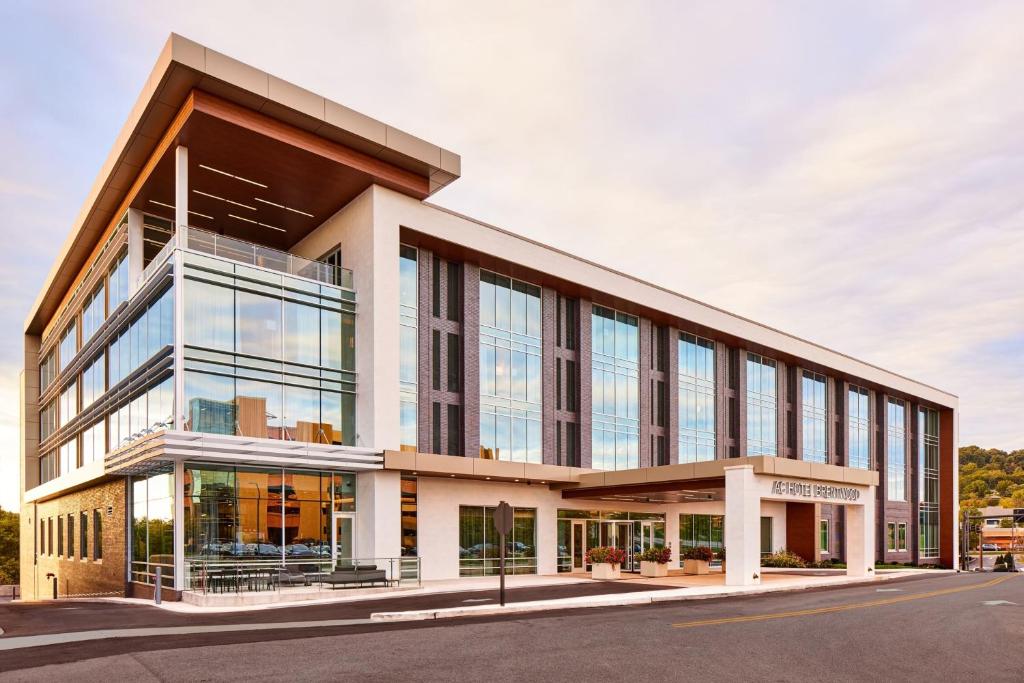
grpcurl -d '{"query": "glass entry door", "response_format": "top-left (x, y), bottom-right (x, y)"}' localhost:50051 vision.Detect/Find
top-left (333, 513), bottom-right (355, 566)
top-left (570, 521), bottom-right (586, 572)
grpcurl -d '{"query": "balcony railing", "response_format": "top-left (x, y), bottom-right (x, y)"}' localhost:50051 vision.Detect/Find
top-left (186, 226), bottom-right (353, 289)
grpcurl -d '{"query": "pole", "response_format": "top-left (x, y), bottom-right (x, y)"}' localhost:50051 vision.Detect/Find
top-left (499, 531), bottom-right (506, 607)
top-left (155, 567), bottom-right (162, 605)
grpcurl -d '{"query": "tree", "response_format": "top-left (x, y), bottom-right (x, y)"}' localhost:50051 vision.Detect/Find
top-left (0, 507), bottom-right (18, 585)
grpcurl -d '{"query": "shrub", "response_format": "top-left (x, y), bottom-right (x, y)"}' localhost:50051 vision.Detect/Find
top-left (761, 550), bottom-right (807, 568)
top-left (682, 546), bottom-right (715, 562)
top-left (586, 546), bottom-right (627, 565)
top-left (638, 545), bottom-right (672, 564)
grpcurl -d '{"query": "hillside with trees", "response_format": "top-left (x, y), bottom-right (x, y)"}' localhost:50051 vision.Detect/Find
top-left (959, 445), bottom-right (1024, 512)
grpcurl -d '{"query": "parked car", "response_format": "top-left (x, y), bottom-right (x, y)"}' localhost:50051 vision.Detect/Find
top-left (981, 543), bottom-right (1001, 551)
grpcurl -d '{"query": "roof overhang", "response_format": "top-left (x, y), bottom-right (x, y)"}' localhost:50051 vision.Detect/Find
top-left (26, 33), bottom-right (460, 336)
top-left (383, 450), bottom-right (595, 485)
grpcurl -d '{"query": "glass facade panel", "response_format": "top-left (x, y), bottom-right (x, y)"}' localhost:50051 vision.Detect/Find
top-left (679, 514), bottom-right (724, 551)
top-left (59, 379), bottom-right (78, 428)
top-left (459, 505), bottom-right (537, 576)
top-left (848, 385), bottom-right (870, 469)
top-left (746, 353), bottom-right (777, 456)
top-left (678, 333), bottom-right (715, 462)
top-left (479, 272), bottom-right (542, 463)
top-left (59, 321), bottom-right (77, 373)
top-left (81, 353), bottom-right (105, 410)
top-left (108, 250), bottom-right (129, 312)
top-left (918, 407), bottom-right (940, 558)
top-left (801, 371), bottom-right (827, 463)
top-left (591, 306), bottom-right (639, 470)
top-left (82, 282), bottom-right (106, 344)
top-left (887, 398), bottom-right (907, 501)
top-left (401, 476), bottom-right (417, 557)
top-left (399, 245), bottom-right (417, 451)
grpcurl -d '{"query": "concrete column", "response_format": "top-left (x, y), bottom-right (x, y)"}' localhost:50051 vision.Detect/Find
top-left (355, 470), bottom-right (402, 561)
top-left (173, 460), bottom-right (185, 590)
top-left (172, 250), bottom-right (186, 429)
top-left (724, 465), bottom-right (760, 586)
top-left (174, 145), bottom-right (189, 244)
top-left (666, 509), bottom-right (680, 569)
top-left (127, 208), bottom-right (144, 296)
top-left (845, 492), bottom-right (876, 577)
top-left (536, 498), bottom-right (558, 575)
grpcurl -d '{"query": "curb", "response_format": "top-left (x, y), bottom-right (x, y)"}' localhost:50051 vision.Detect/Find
top-left (369, 571), bottom-right (938, 622)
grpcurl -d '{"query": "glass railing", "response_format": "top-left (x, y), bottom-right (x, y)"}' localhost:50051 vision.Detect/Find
top-left (186, 227), bottom-right (354, 290)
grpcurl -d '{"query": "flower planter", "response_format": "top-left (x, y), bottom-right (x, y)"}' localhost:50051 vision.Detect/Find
top-left (683, 559), bottom-right (710, 575)
top-left (591, 562), bottom-right (621, 580)
top-left (640, 561), bottom-right (668, 578)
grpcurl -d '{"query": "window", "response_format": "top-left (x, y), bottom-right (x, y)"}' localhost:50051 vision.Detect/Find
top-left (459, 505), bottom-right (536, 576)
top-left (67, 514), bottom-right (75, 559)
top-left (887, 522), bottom-right (897, 552)
top-left (898, 522), bottom-right (908, 552)
top-left (918, 407), bottom-right (940, 558)
top-left (40, 400), bottom-right (57, 442)
top-left (48, 517), bottom-right (53, 556)
top-left (59, 321), bottom-right (78, 373)
top-left (819, 519), bottom-right (829, 554)
top-left (401, 476), bottom-right (417, 557)
top-left (447, 333), bottom-right (460, 392)
top-left (760, 516), bottom-right (773, 556)
top-left (848, 385), bottom-right (870, 469)
top-left (566, 422), bottom-right (579, 467)
top-left (40, 350), bottom-right (56, 392)
top-left (81, 419), bottom-right (106, 465)
top-left (447, 404), bottom-right (462, 456)
top-left (886, 398), bottom-right (907, 501)
top-left (679, 514), bottom-right (724, 551)
top-left (480, 272), bottom-right (542, 463)
top-left (399, 245), bottom-right (418, 451)
top-left (81, 353), bottom-right (105, 410)
top-left (59, 437), bottom-right (78, 475)
top-left (746, 353), bottom-right (777, 456)
top-left (679, 333), bottom-right (716, 462)
top-left (93, 509), bottom-right (103, 560)
top-left (566, 360), bottom-right (577, 411)
top-left (39, 452), bottom-right (56, 483)
top-left (801, 371), bottom-right (827, 463)
top-left (80, 511), bottom-right (88, 560)
top-left (58, 516), bottom-right (64, 557)
top-left (59, 380), bottom-right (78, 428)
top-left (82, 282), bottom-right (106, 343)
top-left (590, 305), bottom-right (639, 470)
top-left (108, 251), bottom-right (130, 312)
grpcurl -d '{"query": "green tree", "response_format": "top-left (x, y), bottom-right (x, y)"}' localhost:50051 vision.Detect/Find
top-left (0, 507), bottom-right (19, 585)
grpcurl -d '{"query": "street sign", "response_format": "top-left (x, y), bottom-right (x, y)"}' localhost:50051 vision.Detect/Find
top-left (493, 502), bottom-right (514, 536)
top-left (494, 501), bottom-right (513, 606)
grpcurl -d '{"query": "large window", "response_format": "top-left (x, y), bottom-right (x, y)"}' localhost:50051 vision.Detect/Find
top-left (81, 354), bottom-right (105, 410)
top-left (886, 398), bottom-right (907, 501)
top-left (459, 505), bottom-right (536, 576)
top-left (108, 250), bottom-right (130, 312)
top-left (40, 400), bottom-right (56, 442)
top-left (58, 437), bottom-right (77, 476)
top-left (183, 465), bottom-right (354, 561)
top-left (848, 385), bottom-right (870, 469)
top-left (918, 407), bottom-right (940, 558)
top-left (819, 519), bottom-right (829, 554)
top-left (479, 272), bottom-right (542, 463)
top-left (59, 380), bottom-right (78, 428)
top-left (82, 282), bottom-right (106, 344)
top-left (59, 321), bottom-right (77, 373)
top-left (399, 245), bottom-right (417, 451)
top-left (109, 286), bottom-right (173, 388)
top-left (132, 472), bottom-right (175, 585)
top-left (746, 353), bottom-right (777, 456)
top-left (109, 376), bottom-right (173, 451)
top-left (801, 371), bottom-right (827, 463)
top-left (591, 306), bottom-right (639, 470)
top-left (40, 350), bottom-right (56, 393)
top-left (81, 419), bottom-right (106, 465)
top-left (679, 513), bottom-right (724, 551)
top-left (678, 333), bottom-right (716, 463)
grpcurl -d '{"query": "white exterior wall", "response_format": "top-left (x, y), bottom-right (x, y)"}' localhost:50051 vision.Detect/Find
top-left (355, 469), bottom-right (402, 561)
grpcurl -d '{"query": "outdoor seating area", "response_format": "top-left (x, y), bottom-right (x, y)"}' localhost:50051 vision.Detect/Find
top-left (183, 557), bottom-right (417, 598)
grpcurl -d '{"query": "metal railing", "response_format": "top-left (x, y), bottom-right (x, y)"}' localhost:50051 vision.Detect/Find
top-left (184, 557), bottom-right (420, 595)
top-left (186, 227), bottom-right (354, 289)
top-left (131, 560), bottom-right (175, 588)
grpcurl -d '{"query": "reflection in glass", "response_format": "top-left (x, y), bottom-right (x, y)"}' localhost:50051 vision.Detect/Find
top-left (801, 371), bottom-right (827, 463)
top-left (746, 353), bottom-right (777, 456)
top-left (848, 386), bottom-right (870, 469)
top-left (591, 306), bottom-right (639, 470)
top-left (887, 398), bottom-right (907, 501)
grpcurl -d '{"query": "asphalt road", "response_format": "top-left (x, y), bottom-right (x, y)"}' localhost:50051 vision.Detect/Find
top-left (1, 572), bottom-right (1020, 681)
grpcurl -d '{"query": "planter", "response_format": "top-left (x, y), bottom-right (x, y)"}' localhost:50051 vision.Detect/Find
top-left (592, 562), bottom-right (621, 580)
top-left (640, 561), bottom-right (668, 578)
top-left (683, 559), bottom-right (710, 575)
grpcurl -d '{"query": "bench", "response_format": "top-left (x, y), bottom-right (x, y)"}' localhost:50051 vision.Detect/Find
top-left (323, 564), bottom-right (392, 588)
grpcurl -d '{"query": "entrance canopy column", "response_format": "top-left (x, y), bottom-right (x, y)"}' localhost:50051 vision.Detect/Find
top-left (845, 491), bottom-right (875, 577)
top-left (724, 465), bottom-right (761, 586)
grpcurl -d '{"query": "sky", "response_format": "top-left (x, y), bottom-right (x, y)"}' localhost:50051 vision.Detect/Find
top-left (0, 1), bottom-right (1022, 510)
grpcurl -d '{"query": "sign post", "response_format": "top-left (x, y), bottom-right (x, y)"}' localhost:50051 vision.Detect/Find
top-left (493, 501), bottom-right (513, 606)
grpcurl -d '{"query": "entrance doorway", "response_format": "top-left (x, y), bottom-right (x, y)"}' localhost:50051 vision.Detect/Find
top-left (570, 521), bottom-right (586, 572)
top-left (333, 513), bottom-right (355, 566)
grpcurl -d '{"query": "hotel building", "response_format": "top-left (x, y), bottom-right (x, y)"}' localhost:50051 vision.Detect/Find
top-left (18, 35), bottom-right (959, 601)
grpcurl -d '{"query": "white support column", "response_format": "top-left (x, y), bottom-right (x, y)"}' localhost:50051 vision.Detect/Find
top-left (355, 470), bottom-right (402, 561)
top-left (666, 508), bottom-right (681, 569)
top-left (172, 250), bottom-right (186, 430)
top-left (173, 460), bottom-right (185, 590)
top-left (845, 490), bottom-right (876, 577)
top-left (127, 208), bottom-right (144, 296)
top-left (724, 465), bottom-right (761, 586)
top-left (174, 145), bottom-right (189, 245)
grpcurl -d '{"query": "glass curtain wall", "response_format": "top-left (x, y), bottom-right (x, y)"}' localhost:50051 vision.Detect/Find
top-left (887, 398), bottom-right (907, 501)
top-left (848, 385), bottom-right (870, 469)
top-left (801, 371), bottom-right (827, 463)
top-left (918, 407), bottom-right (940, 558)
top-left (479, 271), bottom-right (542, 463)
top-left (678, 333), bottom-right (715, 463)
top-left (679, 514), bottom-right (724, 552)
top-left (181, 254), bottom-right (355, 446)
top-left (183, 465), bottom-right (355, 561)
top-left (459, 505), bottom-right (536, 576)
top-left (131, 471), bottom-right (175, 583)
top-left (591, 306), bottom-right (639, 470)
top-left (58, 321), bottom-right (77, 373)
top-left (746, 353), bottom-right (777, 456)
top-left (399, 246), bottom-right (417, 451)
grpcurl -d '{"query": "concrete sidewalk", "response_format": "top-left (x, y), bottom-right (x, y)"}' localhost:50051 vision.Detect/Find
top-left (369, 569), bottom-right (952, 621)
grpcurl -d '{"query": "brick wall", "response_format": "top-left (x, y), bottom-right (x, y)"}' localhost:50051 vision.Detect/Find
top-left (21, 478), bottom-right (127, 599)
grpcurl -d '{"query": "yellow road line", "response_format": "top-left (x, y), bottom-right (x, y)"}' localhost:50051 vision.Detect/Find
top-left (671, 574), bottom-right (1018, 629)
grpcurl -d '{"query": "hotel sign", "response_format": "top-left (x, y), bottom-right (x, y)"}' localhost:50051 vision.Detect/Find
top-left (770, 480), bottom-right (861, 502)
